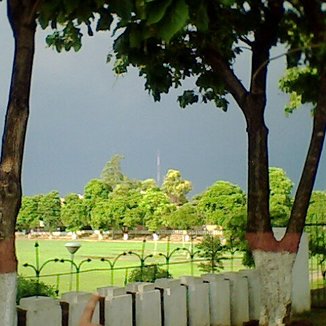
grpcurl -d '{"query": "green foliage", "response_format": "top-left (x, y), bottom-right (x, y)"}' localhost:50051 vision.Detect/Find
top-left (38, 191), bottom-right (62, 232)
top-left (39, 0), bottom-right (114, 51)
top-left (16, 277), bottom-right (57, 304)
top-left (105, 182), bottom-right (144, 232)
top-left (279, 67), bottom-right (319, 114)
top-left (269, 167), bottom-right (293, 227)
top-left (306, 191), bottom-right (326, 224)
top-left (139, 187), bottom-right (176, 231)
top-left (90, 199), bottom-right (113, 230)
top-left (163, 202), bottom-right (203, 230)
top-left (153, 0), bottom-right (189, 43)
top-left (100, 154), bottom-right (126, 190)
top-left (196, 234), bottom-right (225, 273)
top-left (162, 169), bottom-right (192, 205)
top-left (107, 0), bottom-right (255, 108)
top-left (242, 249), bottom-right (255, 268)
top-left (178, 90), bottom-right (198, 109)
top-left (128, 264), bottom-right (172, 283)
top-left (84, 178), bottom-right (111, 219)
top-left (61, 193), bottom-right (88, 231)
top-left (140, 178), bottom-right (158, 191)
top-left (306, 191), bottom-right (326, 264)
top-left (45, 22), bottom-right (83, 52)
top-left (17, 195), bottom-right (43, 231)
top-left (197, 181), bottom-right (246, 227)
top-left (196, 181), bottom-right (247, 254)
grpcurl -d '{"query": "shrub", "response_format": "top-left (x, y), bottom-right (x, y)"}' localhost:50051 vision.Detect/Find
top-left (196, 234), bottom-right (225, 273)
top-left (16, 276), bottom-right (57, 304)
top-left (128, 264), bottom-right (172, 283)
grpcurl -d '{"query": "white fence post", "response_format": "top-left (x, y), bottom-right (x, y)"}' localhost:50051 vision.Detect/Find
top-left (180, 276), bottom-right (210, 326)
top-left (201, 274), bottom-right (231, 326)
top-left (61, 291), bottom-right (100, 326)
top-left (239, 269), bottom-right (261, 321)
top-left (222, 272), bottom-right (250, 326)
top-left (97, 286), bottom-right (132, 326)
top-left (154, 278), bottom-right (187, 326)
top-left (126, 282), bottom-right (162, 326)
top-left (18, 296), bottom-right (61, 326)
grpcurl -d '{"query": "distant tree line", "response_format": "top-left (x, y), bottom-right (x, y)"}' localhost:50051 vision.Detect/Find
top-left (17, 155), bottom-right (325, 246)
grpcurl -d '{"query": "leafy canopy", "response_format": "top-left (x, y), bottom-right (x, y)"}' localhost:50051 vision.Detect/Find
top-left (43, 1), bottom-right (324, 115)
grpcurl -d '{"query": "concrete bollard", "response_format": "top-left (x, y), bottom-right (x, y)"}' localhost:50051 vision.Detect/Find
top-left (222, 272), bottom-right (250, 326)
top-left (61, 291), bottom-right (100, 326)
top-left (19, 296), bottom-right (61, 326)
top-left (239, 269), bottom-right (261, 321)
top-left (180, 276), bottom-right (210, 326)
top-left (201, 274), bottom-right (231, 326)
top-left (154, 278), bottom-right (187, 326)
top-left (97, 286), bottom-right (132, 326)
top-left (97, 285), bottom-right (126, 297)
top-left (126, 282), bottom-right (162, 326)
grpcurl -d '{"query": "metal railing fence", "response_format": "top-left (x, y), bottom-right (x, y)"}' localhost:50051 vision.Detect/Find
top-left (20, 237), bottom-right (243, 296)
top-left (304, 220), bottom-right (326, 308)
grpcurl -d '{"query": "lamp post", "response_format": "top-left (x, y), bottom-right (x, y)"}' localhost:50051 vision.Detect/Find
top-left (65, 242), bottom-right (81, 291)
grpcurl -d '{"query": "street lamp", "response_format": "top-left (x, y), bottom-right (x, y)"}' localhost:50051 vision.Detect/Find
top-left (65, 242), bottom-right (81, 291)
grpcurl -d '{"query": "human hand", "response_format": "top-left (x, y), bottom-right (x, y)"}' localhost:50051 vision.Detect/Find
top-left (79, 294), bottom-right (102, 326)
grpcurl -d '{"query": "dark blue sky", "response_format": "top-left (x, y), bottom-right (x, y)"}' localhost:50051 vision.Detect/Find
top-left (0, 5), bottom-right (325, 197)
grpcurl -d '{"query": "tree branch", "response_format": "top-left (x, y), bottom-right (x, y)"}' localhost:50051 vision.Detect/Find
top-left (203, 48), bottom-right (248, 110)
top-left (287, 71), bottom-right (326, 234)
top-left (250, 1), bottom-right (284, 94)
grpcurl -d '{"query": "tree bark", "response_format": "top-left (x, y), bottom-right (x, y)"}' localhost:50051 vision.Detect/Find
top-left (0, 1), bottom-right (36, 324)
top-left (254, 250), bottom-right (296, 326)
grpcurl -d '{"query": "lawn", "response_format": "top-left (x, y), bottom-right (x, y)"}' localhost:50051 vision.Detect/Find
top-left (16, 238), bottom-right (244, 294)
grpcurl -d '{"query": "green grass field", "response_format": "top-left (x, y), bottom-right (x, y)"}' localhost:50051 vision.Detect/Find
top-left (16, 238), bottom-right (244, 295)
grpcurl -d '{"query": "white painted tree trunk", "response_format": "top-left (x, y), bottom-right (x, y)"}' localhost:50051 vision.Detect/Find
top-left (0, 272), bottom-right (17, 326)
top-left (253, 250), bottom-right (296, 326)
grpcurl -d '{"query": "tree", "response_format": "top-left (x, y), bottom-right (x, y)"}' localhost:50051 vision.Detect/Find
top-left (107, 1), bottom-right (326, 323)
top-left (139, 187), bottom-right (176, 231)
top-left (140, 178), bottom-right (158, 191)
top-left (100, 154), bottom-right (125, 190)
top-left (163, 201), bottom-right (203, 230)
top-left (37, 191), bottom-right (62, 232)
top-left (83, 178), bottom-right (111, 220)
top-left (16, 195), bottom-right (42, 232)
top-left (306, 191), bottom-right (326, 224)
top-left (61, 193), bottom-right (87, 232)
top-left (196, 234), bottom-right (225, 273)
top-left (269, 167), bottom-right (294, 227)
top-left (306, 191), bottom-right (326, 273)
top-left (90, 199), bottom-right (113, 231)
top-left (162, 169), bottom-right (192, 205)
top-left (106, 182), bottom-right (143, 233)
top-left (197, 181), bottom-right (246, 226)
top-left (1, 0), bottom-right (138, 322)
top-left (1, 0), bottom-right (324, 323)
top-left (197, 180), bottom-right (247, 251)
top-left (0, 1), bottom-right (39, 321)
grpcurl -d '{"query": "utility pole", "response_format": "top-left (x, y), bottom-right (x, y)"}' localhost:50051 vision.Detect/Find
top-left (156, 150), bottom-right (161, 186)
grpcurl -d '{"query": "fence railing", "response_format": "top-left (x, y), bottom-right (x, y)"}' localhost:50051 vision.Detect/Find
top-left (304, 221), bottom-right (326, 308)
top-left (16, 273), bottom-right (258, 326)
top-left (20, 238), bottom-right (243, 296)
top-left (19, 225), bottom-right (325, 308)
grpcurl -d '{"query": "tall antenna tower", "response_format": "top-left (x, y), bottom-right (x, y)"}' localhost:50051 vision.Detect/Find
top-left (156, 150), bottom-right (161, 186)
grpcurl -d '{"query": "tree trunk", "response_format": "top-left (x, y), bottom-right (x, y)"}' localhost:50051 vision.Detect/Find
top-left (253, 250), bottom-right (296, 326)
top-left (204, 3), bottom-right (325, 325)
top-left (0, 1), bottom-right (36, 323)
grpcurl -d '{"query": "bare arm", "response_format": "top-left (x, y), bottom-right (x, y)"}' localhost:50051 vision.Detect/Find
top-left (79, 294), bottom-right (102, 326)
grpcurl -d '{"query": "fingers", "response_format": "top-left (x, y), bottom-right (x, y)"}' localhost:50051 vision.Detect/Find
top-left (79, 294), bottom-right (101, 326)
